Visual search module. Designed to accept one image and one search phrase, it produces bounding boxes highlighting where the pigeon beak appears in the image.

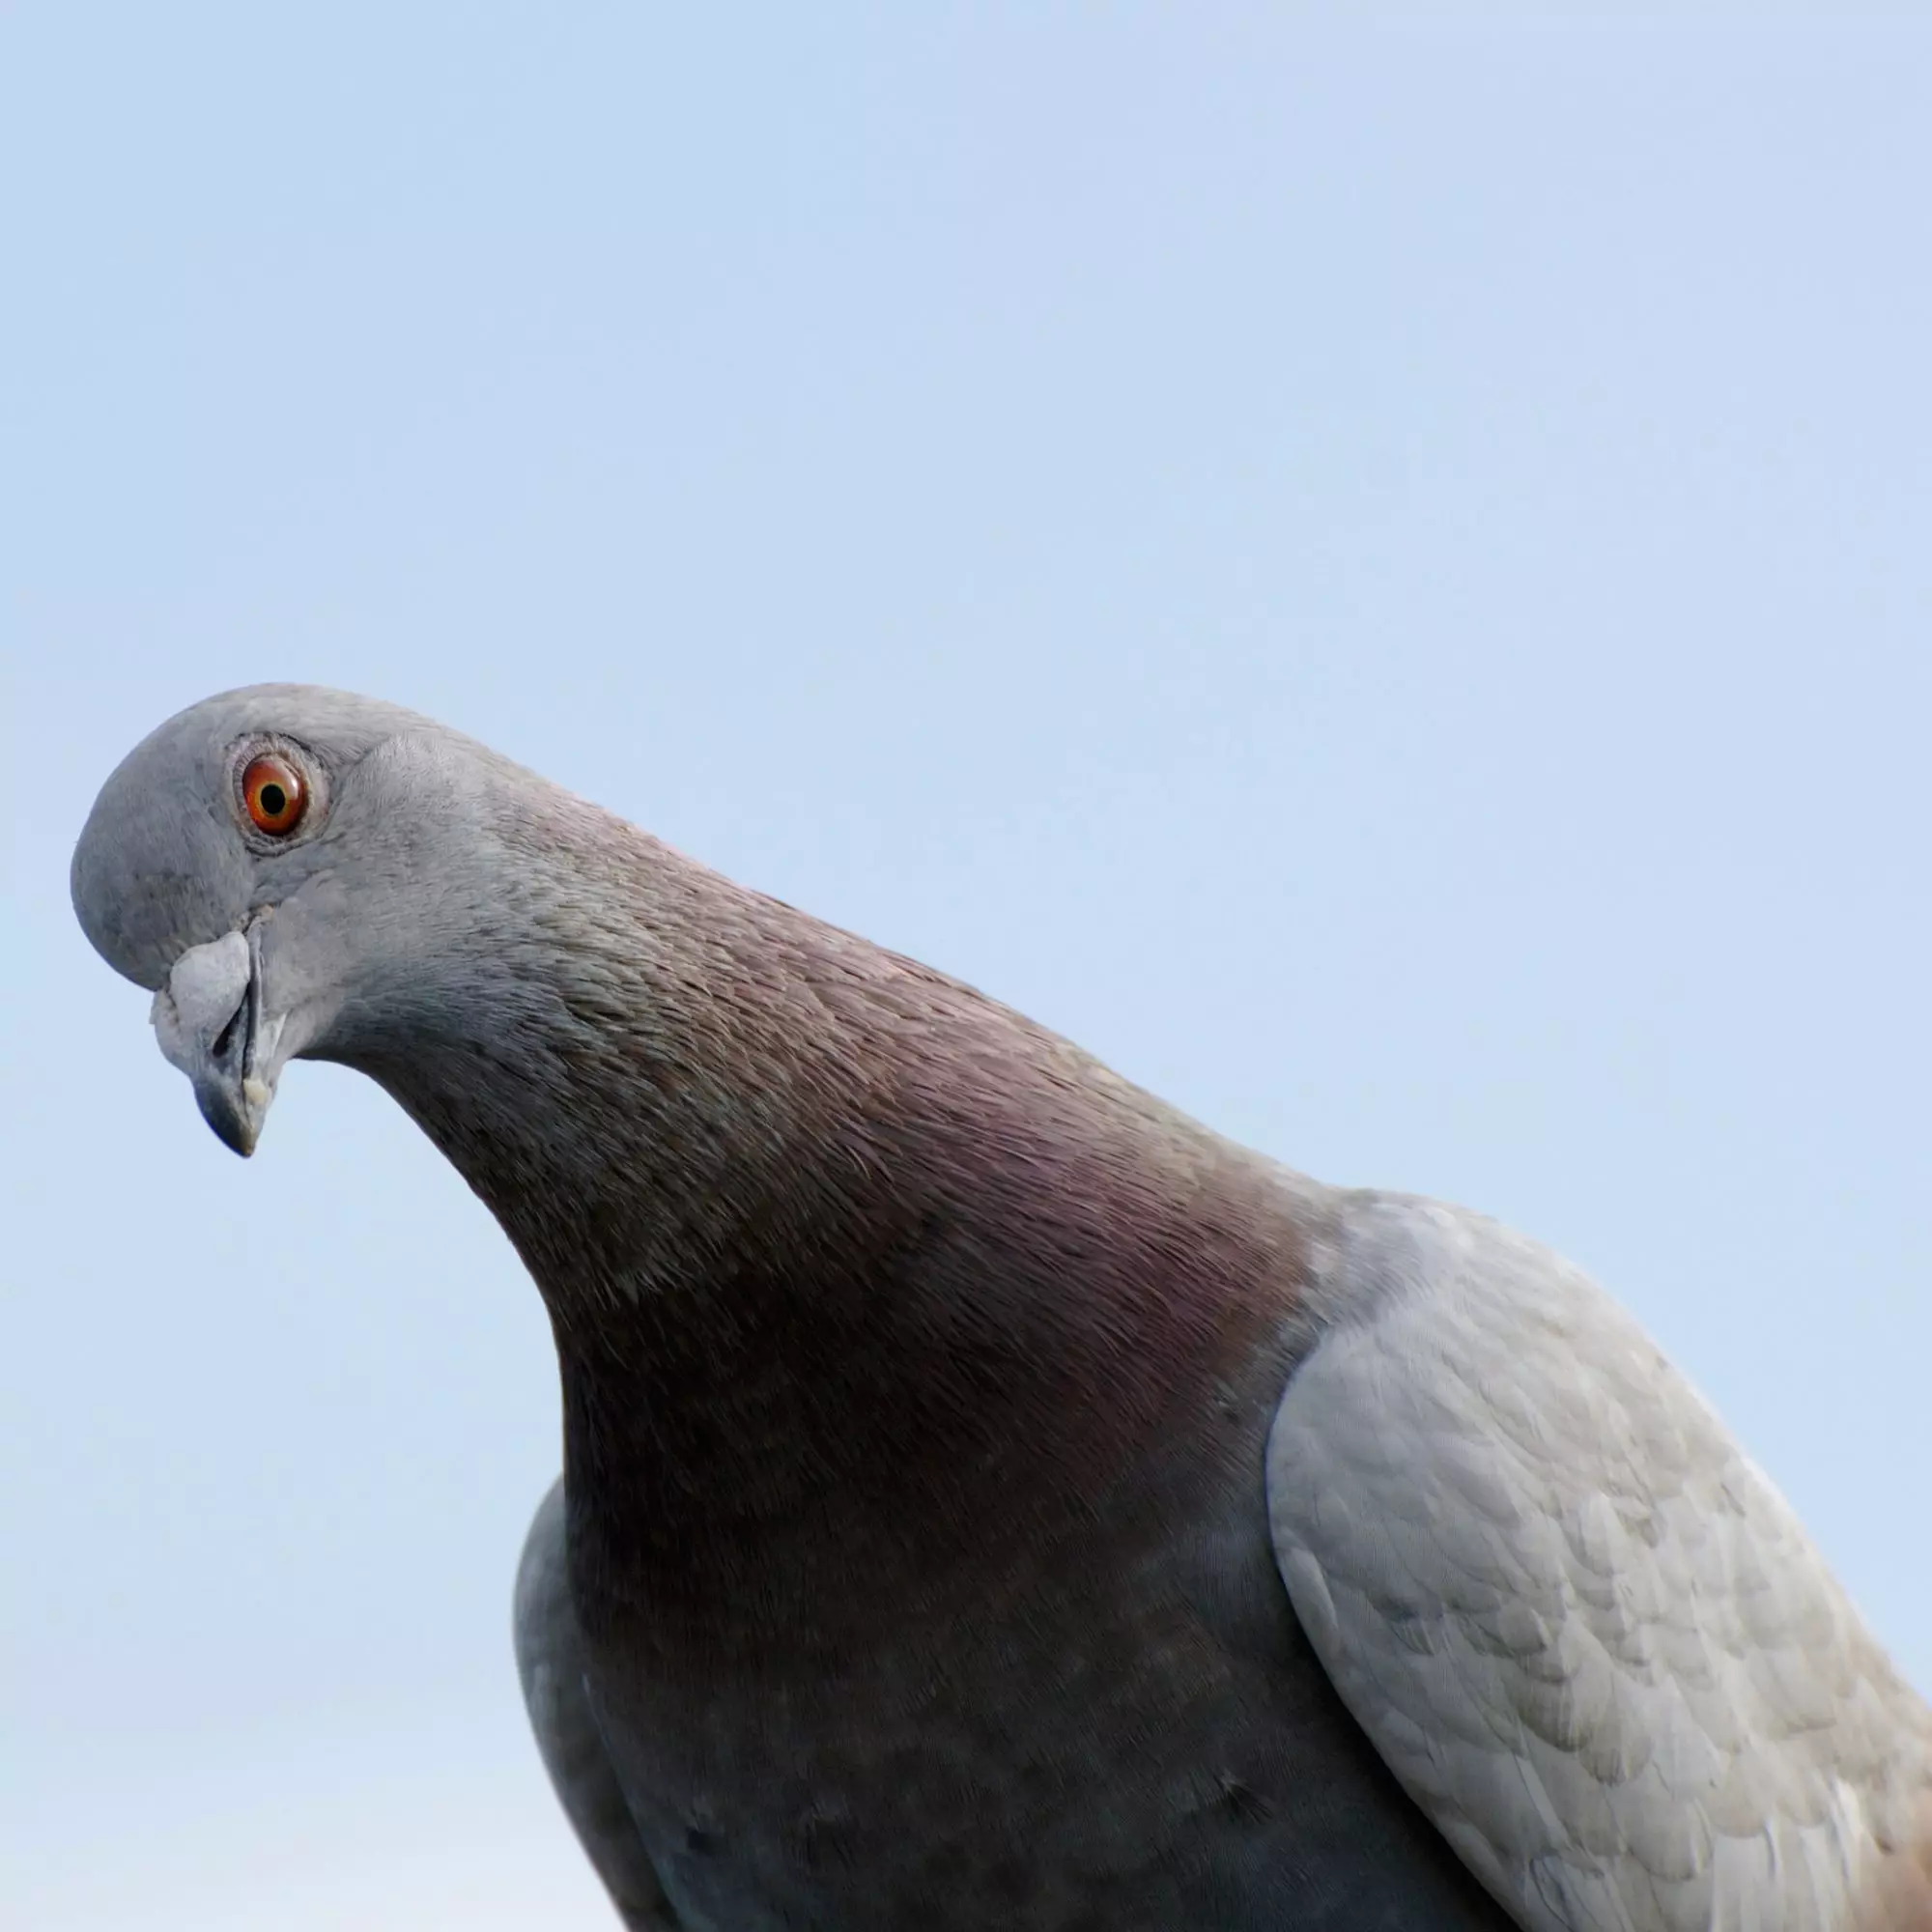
[151,924,286,1157]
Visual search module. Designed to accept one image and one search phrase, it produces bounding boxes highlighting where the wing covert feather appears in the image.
[515,1479,685,1930]
[1265,1193,1932,1932]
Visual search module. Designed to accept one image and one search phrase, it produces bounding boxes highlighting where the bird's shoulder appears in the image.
[515,1480,687,1930]
[1264,1189,1932,1931]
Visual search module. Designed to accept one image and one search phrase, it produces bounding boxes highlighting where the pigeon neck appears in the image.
[354,801,1308,1631]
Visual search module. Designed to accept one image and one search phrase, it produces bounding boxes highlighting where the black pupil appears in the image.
[259,781,287,818]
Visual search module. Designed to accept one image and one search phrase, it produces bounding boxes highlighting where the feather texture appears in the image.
[1268,1193,1932,1930]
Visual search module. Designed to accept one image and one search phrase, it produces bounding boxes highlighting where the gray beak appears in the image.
[151,926,286,1156]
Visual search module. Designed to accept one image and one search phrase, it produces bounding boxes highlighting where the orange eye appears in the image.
[242,754,306,836]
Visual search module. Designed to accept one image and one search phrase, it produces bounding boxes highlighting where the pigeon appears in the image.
[71,683,1932,1931]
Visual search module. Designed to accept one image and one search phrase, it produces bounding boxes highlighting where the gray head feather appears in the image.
[71,683,522,1151]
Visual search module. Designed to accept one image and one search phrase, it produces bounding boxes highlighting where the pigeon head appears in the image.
[71,683,503,1156]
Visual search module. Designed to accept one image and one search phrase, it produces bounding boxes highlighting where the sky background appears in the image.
[5,7,1931,1927]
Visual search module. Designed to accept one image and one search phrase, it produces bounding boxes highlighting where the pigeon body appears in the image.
[71,686,1932,1929]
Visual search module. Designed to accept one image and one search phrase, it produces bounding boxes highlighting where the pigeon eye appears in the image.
[242,754,306,836]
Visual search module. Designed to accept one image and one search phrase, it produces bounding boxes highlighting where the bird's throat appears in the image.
[342,815,1311,1643]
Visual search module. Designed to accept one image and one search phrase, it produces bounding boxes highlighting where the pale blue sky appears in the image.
[5,8,1930,1927]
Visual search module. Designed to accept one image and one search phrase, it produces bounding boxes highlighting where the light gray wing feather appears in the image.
[515,1478,686,1930]
[1266,1192,1932,1932]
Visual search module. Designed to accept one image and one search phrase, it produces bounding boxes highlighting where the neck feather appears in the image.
[339,788,1315,1636]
